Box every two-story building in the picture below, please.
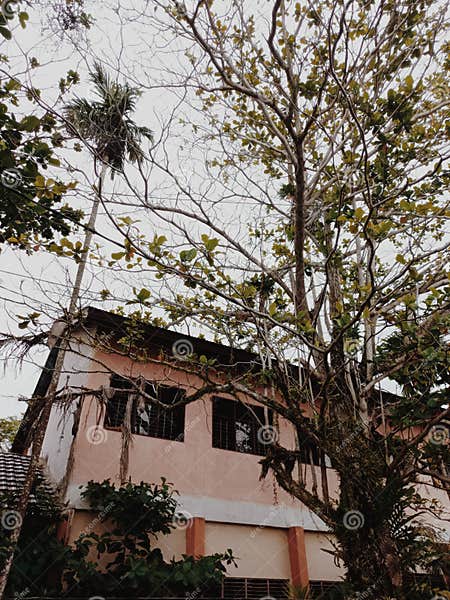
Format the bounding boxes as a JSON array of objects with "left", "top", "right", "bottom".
[{"left": 13, "top": 307, "right": 449, "bottom": 598}]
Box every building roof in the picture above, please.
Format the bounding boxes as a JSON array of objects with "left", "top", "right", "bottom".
[
  {"left": 0, "top": 451, "right": 54, "bottom": 500},
  {"left": 83, "top": 306, "right": 262, "bottom": 369}
]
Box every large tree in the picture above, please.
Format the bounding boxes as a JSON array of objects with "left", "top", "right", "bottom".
[
  {"left": 86, "top": 0, "right": 449, "bottom": 597},
  {"left": 3, "top": 0, "right": 449, "bottom": 597}
]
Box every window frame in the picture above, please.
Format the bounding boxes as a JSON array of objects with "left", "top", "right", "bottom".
[
  {"left": 103, "top": 375, "right": 186, "bottom": 442},
  {"left": 212, "top": 396, "right": 273, "bottom": 457}
]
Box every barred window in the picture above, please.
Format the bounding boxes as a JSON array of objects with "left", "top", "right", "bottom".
[
  {"left": 104, "top": 375, "right": 185, "bottom": 441},
  {"left": 222, "top": 577, "right": 289, "bottom": 599},
  {"left": 309, "top": 580, "right": 344, "bottom": 598},
  {"left": 298, "top": 435, "right": 322, "bottom": 467},
  {"left": 212, "top": 397, "right": 273, "bottom": 456},
  {"left": 296, "top": 424, "right": 330, "bottom": 468}
]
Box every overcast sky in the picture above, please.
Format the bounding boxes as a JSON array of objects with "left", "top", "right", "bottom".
[{"left": 0, "top": 0, "right": 269, "bottom": 417}]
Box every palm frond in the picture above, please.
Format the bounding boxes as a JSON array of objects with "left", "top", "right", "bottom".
[
  {"left": 90, "top": 61, "right": 112, "bottom": 101},
  {"left": 64, "top": 63, "right": 152, "bottom": 170}
]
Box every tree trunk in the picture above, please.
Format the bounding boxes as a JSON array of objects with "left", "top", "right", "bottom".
[{"left": 0, "top": 164, "right": 106, "bottom": 599}]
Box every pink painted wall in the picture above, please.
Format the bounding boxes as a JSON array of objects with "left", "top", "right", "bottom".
[{"left": 67, "top": 348, "right": 339, "bottom": 512}]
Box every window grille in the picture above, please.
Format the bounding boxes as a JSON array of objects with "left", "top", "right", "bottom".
[
  {"left": 309, "top": 580, "right": 344, "bottom": 598},
  {"left": 222, "top": 577, "right": 289, "bottom": 599},
  {"left": 296, "top": 424, "right": 330, "bottom": 468},
  {"left": 212, "top": 397, "right": 273, "bottom": 456},
  {"left": 104, "top": 375, "right": 185, "bottom": 441}
]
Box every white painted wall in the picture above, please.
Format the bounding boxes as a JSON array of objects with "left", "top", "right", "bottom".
[
  {"left": 40, "top": 329, "right": 95, "bottom": 487},
  {"left": 304, "top": 531, "right": 345, "bottom": 582}
]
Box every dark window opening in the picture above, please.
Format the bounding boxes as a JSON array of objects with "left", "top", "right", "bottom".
[
  {"left": 104, "top": 375, "right": 185, "bottom": 441},
  {"left": 222, "top": 577, "right": 289, "bottom": 599},
  {"left": 309, "top": 580, "right": 344, "bottom": 598},
  {"left": 299, "top": 436, "right": 322, "bottom": 467},
  {"left": 296, "top": 424, "right": 330, "bottom": 468},
  {"left": 212, "top": 397, "right": 273, "bottom": 456}
]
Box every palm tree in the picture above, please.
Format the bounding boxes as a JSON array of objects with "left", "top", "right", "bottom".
[
  {"left": 63, "top": 62, "right": 153, "bottom": 312},
  {"left": 0, "top": 63, "right": 152, "bottom": 597},
  {"left": 64, "top": 62, "right": 153, "bottom": 172}
]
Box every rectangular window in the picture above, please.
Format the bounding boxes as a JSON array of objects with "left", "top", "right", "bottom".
[
  {"left": 309, "top": 581, "right": 344, "bottom": 598},
  {"left": 212, "top": 397, "right": 273, "bottom": 456},
  {"left": 104, "top": 375, "right": 185, "bottom": 442},
  {"left": 298, "top": 436, "right": 322, "bottom": 467},
  {"left": 222, "top": 577, "right": 289, "bottom": 599},
  {"left": 297, "top": 425, "right": 330, "bottom": 468}
]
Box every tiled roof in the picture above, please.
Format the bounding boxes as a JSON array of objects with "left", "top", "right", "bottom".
[{"left": 0, "top": 452, "right": 54, "bottom": 500}]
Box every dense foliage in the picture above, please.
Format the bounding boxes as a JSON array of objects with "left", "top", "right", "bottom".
[
  {"left": 0, "top": 416, "right": 21, "bottom": 451},
  {"left": 0, "top": 3, "right": 81, "bottom": 251},
  {"left": 1, "top": 477, "right": 235, "bottom": 598}
]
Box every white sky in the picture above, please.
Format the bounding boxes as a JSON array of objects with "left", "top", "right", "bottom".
[{"left": 0, "top": 1, "right": 266, "bottom": 416}]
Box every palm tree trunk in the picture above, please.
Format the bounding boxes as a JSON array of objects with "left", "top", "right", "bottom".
[{"left": 0, "top": 163, "right": 107, "bottom": 599}]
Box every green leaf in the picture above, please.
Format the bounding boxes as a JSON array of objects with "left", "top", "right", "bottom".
[
  {"left": 405, "top": 74, "right": 413, "bottom": 91},
  {"left": 136, "top": 288, "right": 151, "bottom": 302},
  {"left": 111, "top": 251, "right": 126, "bottom": 260},
  {"left": 19, "top": 11, "right": 29, "bottom": 28},
  {"left": 0, "top": 27, "right": 11, "bottom": 40},
  {"left": 20, "top": 115, "right": 41, "bottom": 131},
  {"left": 201, "top": 234, "right": 219, "bottom": 252},
  {"left": 180, "top": 248, "right": 197, "bottom": 262}
]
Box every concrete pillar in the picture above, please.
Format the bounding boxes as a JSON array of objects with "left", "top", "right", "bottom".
[
  {"left": 56, "top": 508, "right": 74, "bottom": 545},
  {"left": 288, "top": 526, "right": 309, "bottom": 588},
  {"left": 186, "top": 516, "right": 205, "bottom": 557}
]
